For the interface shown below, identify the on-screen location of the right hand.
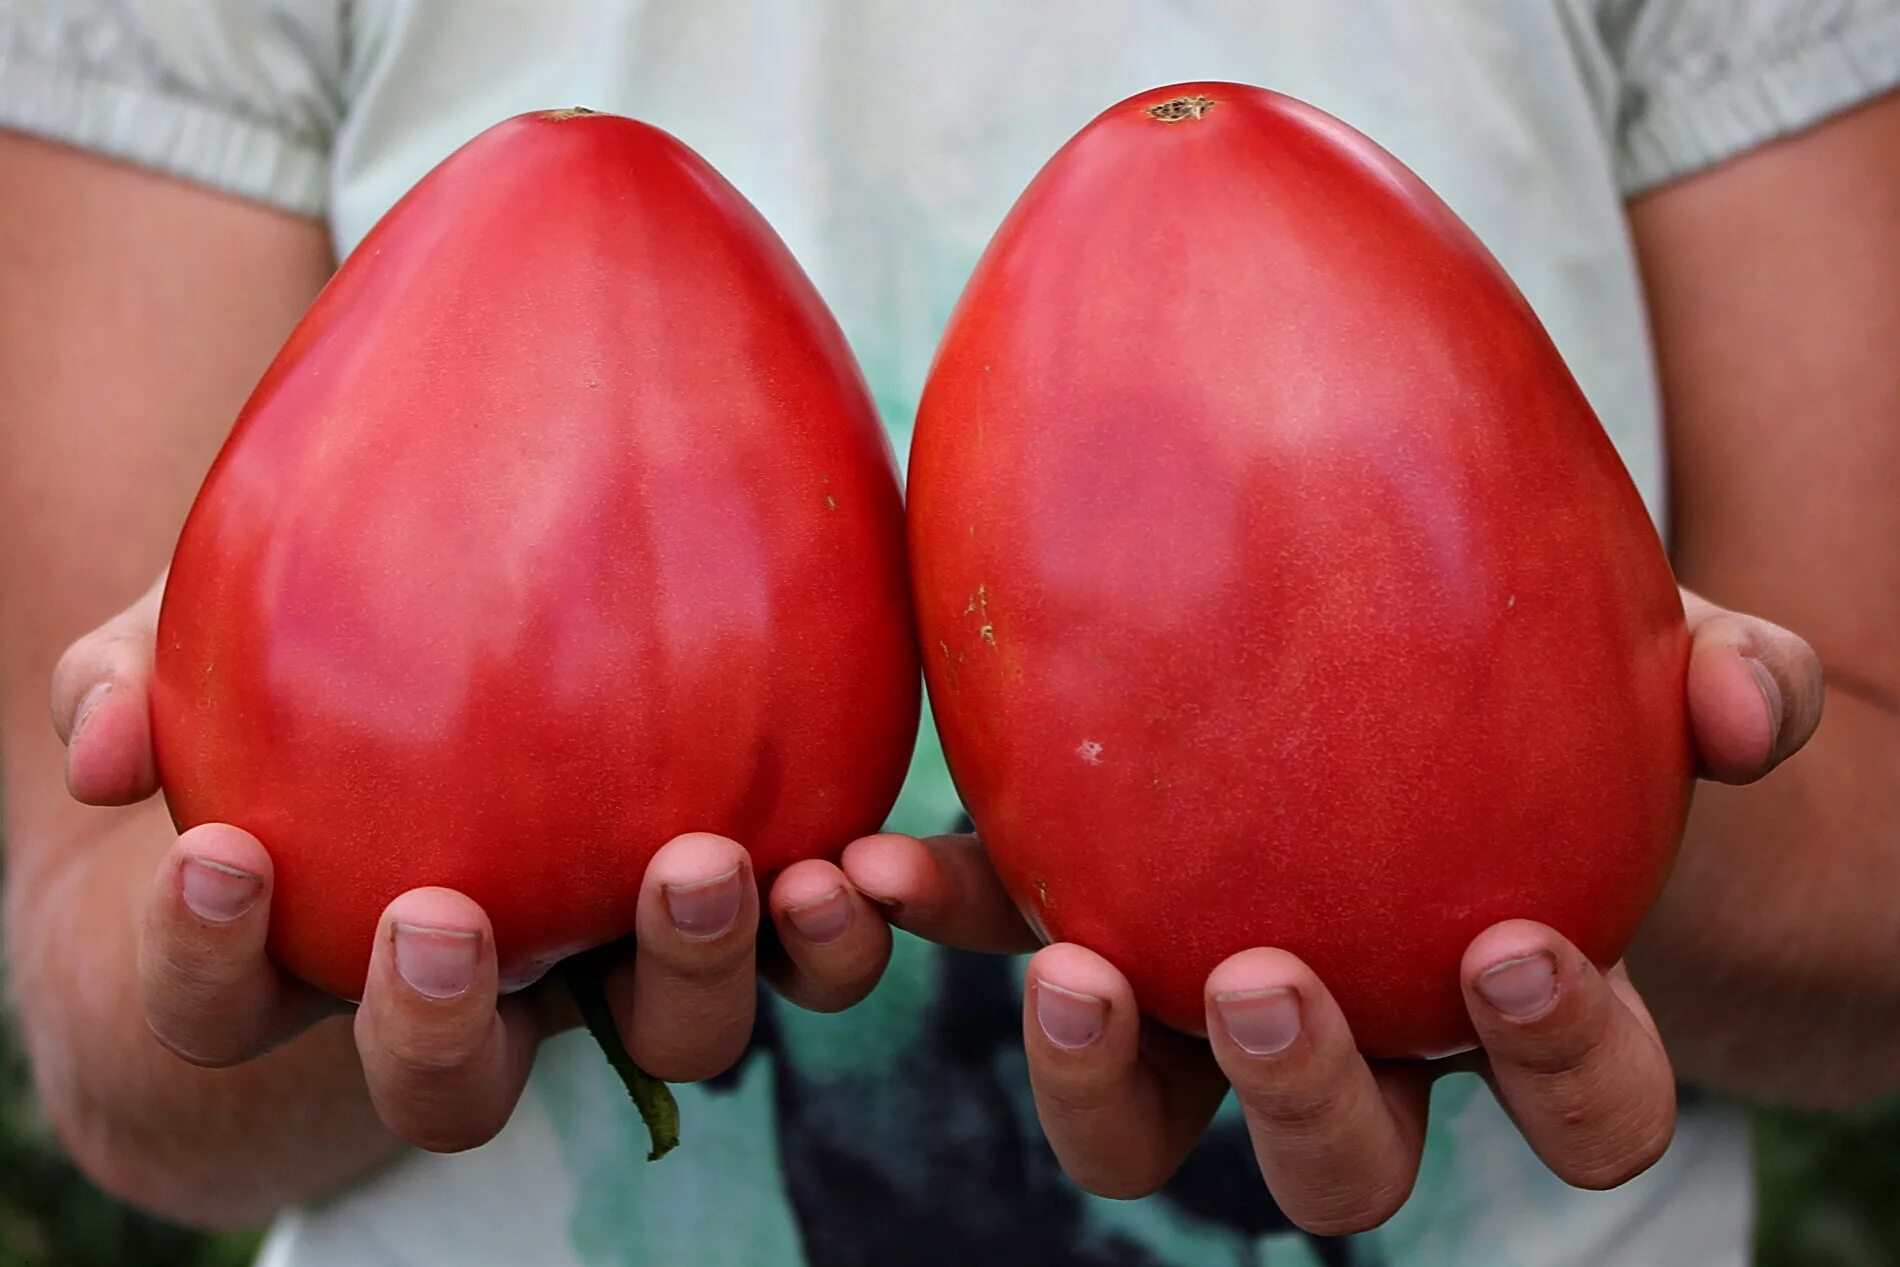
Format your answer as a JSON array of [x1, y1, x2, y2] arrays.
[[52, 574, 902, 1153]]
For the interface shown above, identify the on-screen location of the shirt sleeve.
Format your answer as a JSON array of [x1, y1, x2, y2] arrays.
[[1597, 0, 1900, 195], [0, 0, 344, 216]]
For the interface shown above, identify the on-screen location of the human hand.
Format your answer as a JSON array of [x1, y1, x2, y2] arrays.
[[843, 587, 1823, 1232], [53, 574, 899, 1153]]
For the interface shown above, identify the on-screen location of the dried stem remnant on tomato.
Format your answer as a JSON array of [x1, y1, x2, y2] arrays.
[[1147, 95, 1215, 122], [546, 106, 599, 121]]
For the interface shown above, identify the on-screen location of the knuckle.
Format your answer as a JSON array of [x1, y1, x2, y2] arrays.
[[143, 937, 263, 1011], [380, 1095, 511, 1155], [785, 951, 885, 1014], [140, 959, 271, 1066], [147, 1021, 254, 1069], [1240, 1084, 1343, 1137], [1294, 1190, 1406, 1237], [631, 1029, 749, 1084], [404, 1126, 496, 1155], [98, 630, 156, 659], [1565, 1154, 1649, 1191], [1697, 611, 1765, 656], [377, 1029, 489, 1082], [817, 977, 879, 1013], [1562, 1142, 1662, 1191], [365, 1006, 498, 1083], [58, 629, 119, 669], [1066, 1158, 1170, 1201], [1030, 1059, 1126, 1121], [624, 968, 756, 1080], [48, 659, 88, 710], [1282, 1168, 1418, 1238], [622, 980, 755, 1083], [1497, 1011, 1608, 1079], [1035, 1082, 1112, 1123], [648, 929, 754, 983], [1511, 1070, 1603, 1140], [1558, 1110, 1676, 1191], [142, 959, 248, 1036], [778, 977, 872, 1016], [1295, 1211, 1374, 1238]]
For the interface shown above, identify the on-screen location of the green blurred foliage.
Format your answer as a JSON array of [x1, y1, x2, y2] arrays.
[[1756, 1101, 1900, 1267], [0, 1001, 1895, 1265]]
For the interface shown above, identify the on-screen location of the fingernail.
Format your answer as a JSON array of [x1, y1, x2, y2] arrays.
[[1477, 952, 1558, 1020], [1748, 658, 1784, 737], [1216, 987, 1302, 1056], [786, 887, 852, 945], [665, 866, 743, 939], [393, 924, 480, 999], [180, 857, 263, 922], [1035, 980, 1105, 1050], [71, 681, 112, 741]]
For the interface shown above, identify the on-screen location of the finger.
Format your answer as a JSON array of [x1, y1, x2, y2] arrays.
[[841, 832, 1040, 953], [1205, 949, 1427, 1236], [761, 859, 891, 1012], [610, 833, 758, 1083], [1464, 921, 1676, 1189], [355, 887, 537, 1153], [1025, 944, 1226, 1199], [140, 823, 336, 1067], [1682, 589, 1825, 782], [51, 574, 165, 805]]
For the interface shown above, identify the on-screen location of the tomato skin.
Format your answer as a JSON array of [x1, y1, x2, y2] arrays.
[[908, 83, 1691, 1059], [152, 110, 919, 1001]]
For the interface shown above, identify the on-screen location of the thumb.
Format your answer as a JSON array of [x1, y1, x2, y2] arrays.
[[1681, 588, 1824, 784], [51, 570, 166, 805], [841, 832, 1042, 954]]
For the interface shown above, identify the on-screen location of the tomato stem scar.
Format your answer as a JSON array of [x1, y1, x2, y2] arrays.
[[1147, 96, 1215, 122]]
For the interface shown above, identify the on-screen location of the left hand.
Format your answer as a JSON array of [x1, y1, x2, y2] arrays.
[[52, 574, 902, 1156], [842, 587, 1823, 1234]]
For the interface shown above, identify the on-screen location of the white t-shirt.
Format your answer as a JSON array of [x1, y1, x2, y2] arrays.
[[5, 3, 1899, 1264]]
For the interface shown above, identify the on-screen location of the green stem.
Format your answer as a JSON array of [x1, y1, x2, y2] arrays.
[[561, 945, 680, 1161]]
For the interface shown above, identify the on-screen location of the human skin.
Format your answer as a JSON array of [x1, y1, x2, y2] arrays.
[[4, 87, 1895, 1235]]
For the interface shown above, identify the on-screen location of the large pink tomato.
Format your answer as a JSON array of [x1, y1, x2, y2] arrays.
[[908, 83, 1692, 1058], [153, 109, 919, 1002]]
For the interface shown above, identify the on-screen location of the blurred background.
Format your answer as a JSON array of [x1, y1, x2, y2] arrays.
[[0, 1002, 1896, 1266]]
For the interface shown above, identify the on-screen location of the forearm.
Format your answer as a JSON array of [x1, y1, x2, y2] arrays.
[[6, 798, 399, 1226], [1630, 684, 1900, 1107]]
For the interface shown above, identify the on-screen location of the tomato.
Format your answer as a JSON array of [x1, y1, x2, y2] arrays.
[[908, 83, 1692, 1058], [152, 109, 919, 1002]]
